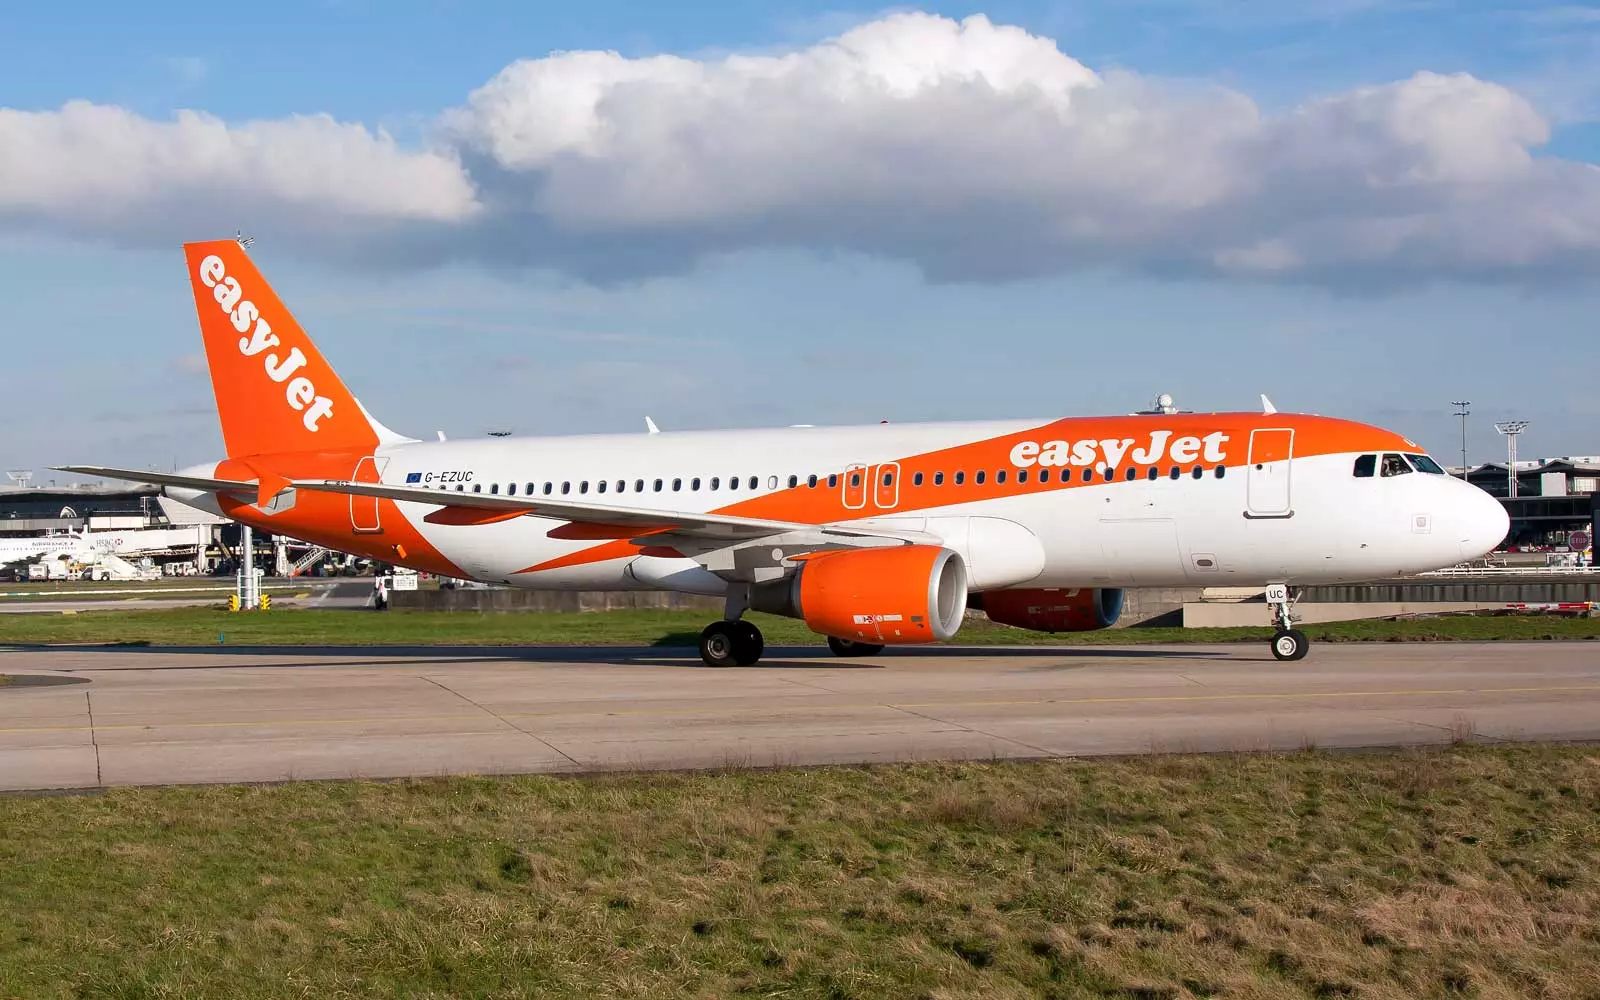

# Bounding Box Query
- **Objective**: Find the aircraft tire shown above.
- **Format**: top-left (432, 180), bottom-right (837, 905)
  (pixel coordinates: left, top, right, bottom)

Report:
top-left (699, 622), bottom-right (740, 667)
top-left (1270, 628), bottom-right (1310, 662)
top-left (732, 620), bottom-right (764, 666)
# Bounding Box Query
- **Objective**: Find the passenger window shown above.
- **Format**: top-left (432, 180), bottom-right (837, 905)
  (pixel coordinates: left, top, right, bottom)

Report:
top-left (691, 478), bottom-right (700, 491)
top-left (729, 475), bottom-right (739, 491)
top-left (1192, 466), bottom-right (1203, 479)
top-left (997, 469), bottom-right (1007, 485)
top-left (768, 476), bottom-right (778, 490)
top-left (1353, 454), bottom-right (1376, 478)
top-left (975, 471), bottom-right (986, 485)
top-left (1081, 469), bottom-right (1092, 483)
top-left (580, 481), bottom-right (590, 494)
top-left (634, 480), bottom-right (644, 493)
top-left (1380, 453), bottom-right (1412, 477)
top-left (1169, 466), bottom-right (1180, 480)
top-left (882, 471), bottom-right (893, 486)
top-left (491, 483), bottom-right (500, 495)
top-left (807, 475), bottom-right (818, 488)
top-left (935, 472), bottom-right (945, 486)
top-left (749, 477), bottom-right (758, 490)
top-left (507, 483), bottom-right (517, 496)
top-left (788, 475), bottom-right (798, 488)
top-left (455, 484), bottom-right (464, 492)
top-left (653, 479), bottom-right (663, 492)
top-left (597, 481), bottom-right (607, 494)
top-left (914, 472), bottom-right (924, 486)
top-left (526, 482), bottom-right (535, 495)
top-left (672, 478), bottom-right (682, 491)
top-left (1215, 466), bottom-right (1226, 479)
top-left (543, 482), bottom-right (553, 495)
top-left (1147, 467), bottom-right (1158, 481)
top-left (1018, 469), bottom-right (1029, 484)
top-left (473, 484), bottom-right (482, 494)
top-left (617, 480), bottom-right (626, 493)
top-left (954, 472), bottom-right (965, 485)
top-left (1125, 468), bottom-right (1137, 481)
top-left (561, 482), bottom-right (571, 495)
top-left (710, 477), bottom-right (720, 490)
top-left (1102, 468), bottom-right (1113, 482)
top-left (849, 472), bottom-right (861, 488)
top-left (828, 474), bottom-right (839, 488)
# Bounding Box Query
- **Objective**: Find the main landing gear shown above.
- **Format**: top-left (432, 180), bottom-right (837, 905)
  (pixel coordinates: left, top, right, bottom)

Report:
top-left (699, 619), bottom-right (764, 667)
top-left (1266, 583), bottom-right (1309, 661)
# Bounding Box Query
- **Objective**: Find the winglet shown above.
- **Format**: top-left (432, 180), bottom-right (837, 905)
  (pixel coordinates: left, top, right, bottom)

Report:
top-left (645, 416), bottom-right (660, 435)
top-left (1260, 394), bottom-right (1278, 415)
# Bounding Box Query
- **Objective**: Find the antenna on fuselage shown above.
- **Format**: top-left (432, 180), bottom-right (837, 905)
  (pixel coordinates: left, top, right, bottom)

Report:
top-left (1260, 394), bottom-right (1278, 415)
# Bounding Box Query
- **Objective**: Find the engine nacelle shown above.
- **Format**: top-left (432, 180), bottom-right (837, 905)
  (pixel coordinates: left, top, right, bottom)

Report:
top-left (971, 587), bottom-right (1124, 633)
top-left (751, 545), bottom-right (968, 644)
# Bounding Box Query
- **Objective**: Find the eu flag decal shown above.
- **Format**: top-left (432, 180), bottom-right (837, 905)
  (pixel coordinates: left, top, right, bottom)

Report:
top-left (405, 472), bottom-right (422, 484)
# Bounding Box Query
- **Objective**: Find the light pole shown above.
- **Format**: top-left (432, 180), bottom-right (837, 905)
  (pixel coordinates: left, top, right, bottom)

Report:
top-left (1451, 401), bottom-right (1471, 479)
top-left (1494, 420), bottom-right (1530, 498)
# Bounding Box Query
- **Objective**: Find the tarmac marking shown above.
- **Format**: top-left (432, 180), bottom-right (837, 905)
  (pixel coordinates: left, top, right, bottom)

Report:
top-left (2, 683), bottom-right (1598, 737)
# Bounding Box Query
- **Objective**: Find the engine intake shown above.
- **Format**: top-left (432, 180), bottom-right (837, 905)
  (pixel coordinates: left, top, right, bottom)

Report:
top-left (752, 545), bottom-right (967, 644)
top-left (971, 587), bottom-right (1124, 633)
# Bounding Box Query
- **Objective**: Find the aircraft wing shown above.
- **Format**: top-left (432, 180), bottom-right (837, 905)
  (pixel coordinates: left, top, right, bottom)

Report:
top-left (290, 478), bottom-right (928, 546)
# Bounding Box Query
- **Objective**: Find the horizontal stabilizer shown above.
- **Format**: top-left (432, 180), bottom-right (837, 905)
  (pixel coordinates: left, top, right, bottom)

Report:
top-left (52, 465), bottom-right (256, 496)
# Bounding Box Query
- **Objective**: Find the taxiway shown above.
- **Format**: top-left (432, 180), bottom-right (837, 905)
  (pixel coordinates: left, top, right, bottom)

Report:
top-left (1, 641), bottom-right (1595, 791)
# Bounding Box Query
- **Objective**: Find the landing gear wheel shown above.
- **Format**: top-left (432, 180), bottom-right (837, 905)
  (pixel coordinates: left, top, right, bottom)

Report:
top-left (731, 620), bottom-right (764, 666)
top-left (1271, 629), bottom-right (1309, 662)
top-left (700, 620), bottom-right (764, 667)
top-left (827, 636), bottom-right (886, 658)
top-left (700, 622), bottom-right (739, 667)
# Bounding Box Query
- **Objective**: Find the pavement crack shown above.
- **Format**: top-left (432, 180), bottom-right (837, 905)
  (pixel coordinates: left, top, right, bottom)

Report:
top-left (84, 691), bottom-right (103, 786)
top-left (887, 703), bottom-right (1060, 758)
top-left (420, 675), bottom-right (581, 767)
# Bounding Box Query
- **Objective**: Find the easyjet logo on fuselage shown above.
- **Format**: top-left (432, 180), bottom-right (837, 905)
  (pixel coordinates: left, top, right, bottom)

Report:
top-left (197, 255), bottom-right (334, 433)
top-left (1008, 430), bottom-right (1230, 470)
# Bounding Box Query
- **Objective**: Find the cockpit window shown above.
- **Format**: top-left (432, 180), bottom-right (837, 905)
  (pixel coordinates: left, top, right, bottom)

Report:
top-left (1380, 453), bottom-right (1412, 477)
top-left (1353, 454), bottom-right (1376, 478)
top-left (1406, 454), bottom-right (1446, 475)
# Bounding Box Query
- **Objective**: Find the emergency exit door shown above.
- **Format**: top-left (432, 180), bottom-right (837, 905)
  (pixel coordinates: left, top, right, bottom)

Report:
top-left (1246, 429), bottom-right (1294, 517)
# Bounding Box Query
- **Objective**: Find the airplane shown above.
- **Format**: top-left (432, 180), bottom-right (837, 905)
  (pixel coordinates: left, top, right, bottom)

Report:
top-left (57, 238), bottom-right (1508, 665)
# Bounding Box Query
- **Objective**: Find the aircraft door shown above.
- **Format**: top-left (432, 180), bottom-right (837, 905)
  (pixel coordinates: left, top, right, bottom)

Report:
top-left (873, 462), bottom-right (900, 509)
top-left (842, 464), bottom-right (868, 510)
top-left (1245, 429), bottom-right (1294, 518)
top-left (351, 456), bottom-right (388, 533)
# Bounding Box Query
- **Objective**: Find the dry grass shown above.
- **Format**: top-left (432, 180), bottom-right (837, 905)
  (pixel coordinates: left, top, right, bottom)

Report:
top-left (1, 747), bottom-right (1599, 998)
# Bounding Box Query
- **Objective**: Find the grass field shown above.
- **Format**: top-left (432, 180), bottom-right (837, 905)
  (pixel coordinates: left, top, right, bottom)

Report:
top-left (0, 605), bottom-right (1598, 648)
top-left (1, 746), bottom-right (1597, 999)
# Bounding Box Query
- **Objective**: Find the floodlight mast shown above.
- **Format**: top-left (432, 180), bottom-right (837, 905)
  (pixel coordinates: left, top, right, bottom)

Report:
top-left (1494, 420), bottom-right (1530, 498)
top-left (1450, 401), bottom-right (1470, 480)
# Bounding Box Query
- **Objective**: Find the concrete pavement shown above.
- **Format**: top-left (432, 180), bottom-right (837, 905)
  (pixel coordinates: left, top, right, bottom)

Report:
top-left (1, 641), bottom-right (1596, 791)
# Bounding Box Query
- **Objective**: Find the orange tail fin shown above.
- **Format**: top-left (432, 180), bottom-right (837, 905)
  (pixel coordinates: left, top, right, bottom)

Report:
top-left (184, 239), bottom-right (383, 459)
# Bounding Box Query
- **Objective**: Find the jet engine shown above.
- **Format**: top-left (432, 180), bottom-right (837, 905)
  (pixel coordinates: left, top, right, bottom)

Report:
top-left (751, 545), bottom-right (967, 644)
top-left (971, 587), bottom-right (1124, 632)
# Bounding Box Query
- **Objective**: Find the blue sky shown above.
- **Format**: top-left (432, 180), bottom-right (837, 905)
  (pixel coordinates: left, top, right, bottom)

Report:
top-left (2, 0), bottom-right (1598, 479)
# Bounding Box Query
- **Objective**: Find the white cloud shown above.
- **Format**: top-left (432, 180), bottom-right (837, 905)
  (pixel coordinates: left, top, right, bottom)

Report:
top-left (2, 11), bottom-right (1598, 287)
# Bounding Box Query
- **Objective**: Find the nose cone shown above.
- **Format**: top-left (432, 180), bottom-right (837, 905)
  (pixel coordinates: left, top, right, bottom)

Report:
top-left (1457, 486), bottom-right (1509, 561)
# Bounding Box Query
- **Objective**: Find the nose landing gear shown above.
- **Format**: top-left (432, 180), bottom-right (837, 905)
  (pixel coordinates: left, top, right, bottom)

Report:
top-left (1266, 583), bottom-right (1309, 661)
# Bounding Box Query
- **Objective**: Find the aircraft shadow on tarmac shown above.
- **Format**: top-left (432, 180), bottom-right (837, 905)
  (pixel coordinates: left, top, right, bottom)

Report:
top-left (1, 642), bottom-right (1231, 670)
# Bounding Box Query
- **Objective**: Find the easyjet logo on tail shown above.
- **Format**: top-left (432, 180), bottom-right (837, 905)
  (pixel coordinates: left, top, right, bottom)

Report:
top-left (197, 255), bottom-right (334, 433)
top-left (1008, 430), bottom-right (1230, 470)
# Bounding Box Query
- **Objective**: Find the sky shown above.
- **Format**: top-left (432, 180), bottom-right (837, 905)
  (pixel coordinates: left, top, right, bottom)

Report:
top-left (2, 0), bottom-right (1599, 483)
